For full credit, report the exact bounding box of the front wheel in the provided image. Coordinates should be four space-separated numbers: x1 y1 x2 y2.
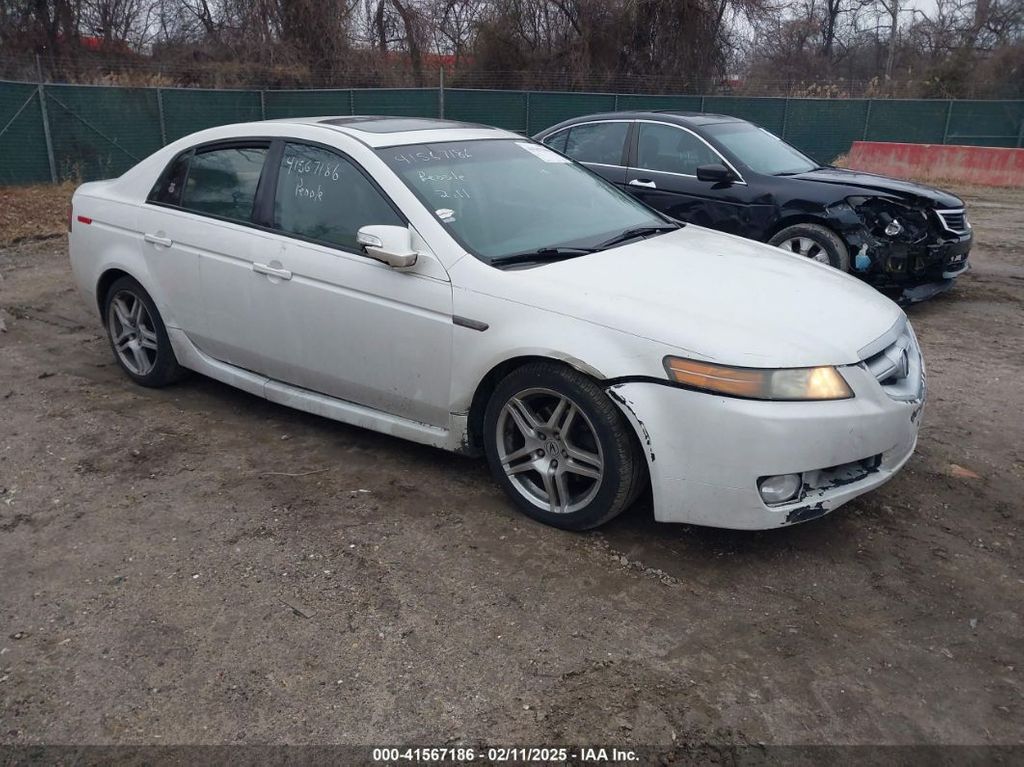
769 223 850 272
483 362 645 531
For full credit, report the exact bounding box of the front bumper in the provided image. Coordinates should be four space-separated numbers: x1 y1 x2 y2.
607 363 923 530
856 228 972 293
898 259 970 304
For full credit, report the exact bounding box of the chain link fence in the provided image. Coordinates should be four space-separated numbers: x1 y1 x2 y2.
3 79 1023 185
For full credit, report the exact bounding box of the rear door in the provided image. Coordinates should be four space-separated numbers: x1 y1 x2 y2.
140 141 274 372
625 121 756 235
139 151 203 337
542 120 631 187
178 142 275 372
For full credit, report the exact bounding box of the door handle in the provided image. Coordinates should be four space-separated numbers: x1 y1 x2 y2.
252 262 292 281
628 179 657 189
144 233 173 247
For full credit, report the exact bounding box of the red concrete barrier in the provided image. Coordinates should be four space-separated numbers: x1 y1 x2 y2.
846 141 1024 188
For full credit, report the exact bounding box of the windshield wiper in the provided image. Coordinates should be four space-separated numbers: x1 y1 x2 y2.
489 246 596 268
775 167 819 176
596 223 679 250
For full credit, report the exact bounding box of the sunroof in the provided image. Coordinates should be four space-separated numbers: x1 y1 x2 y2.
319 116 483 133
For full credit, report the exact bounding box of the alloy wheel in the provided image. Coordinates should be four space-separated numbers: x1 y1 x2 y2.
496 387 605 515
779 236 830 264
107 290 159 376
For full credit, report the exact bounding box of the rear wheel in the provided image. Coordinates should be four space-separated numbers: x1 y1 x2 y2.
769 223 850 272
103 276 185 387
483 362 644 531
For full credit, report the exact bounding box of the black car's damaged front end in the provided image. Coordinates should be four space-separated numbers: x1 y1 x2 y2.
827 195 972 304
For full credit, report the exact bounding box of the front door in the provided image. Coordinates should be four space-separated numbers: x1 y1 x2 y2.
250 141 454 428
625 121 760 236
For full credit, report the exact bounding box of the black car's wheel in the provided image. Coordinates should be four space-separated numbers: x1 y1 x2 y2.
769 224 850 272
483 362 645 531
103 275 186 387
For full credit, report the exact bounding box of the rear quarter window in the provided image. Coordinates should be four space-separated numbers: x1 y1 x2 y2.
148 153 190 205
542 130 569 153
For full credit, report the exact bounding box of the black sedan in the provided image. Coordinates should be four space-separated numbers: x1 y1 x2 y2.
534 111 972 302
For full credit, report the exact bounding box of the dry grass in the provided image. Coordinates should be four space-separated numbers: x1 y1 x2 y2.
0 182 75 248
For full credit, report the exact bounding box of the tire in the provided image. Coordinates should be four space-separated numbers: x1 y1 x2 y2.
483 362 644 531
768 223 850 272
103 275 186 387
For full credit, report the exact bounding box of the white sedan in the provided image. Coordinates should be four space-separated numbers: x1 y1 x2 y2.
68 116 925 531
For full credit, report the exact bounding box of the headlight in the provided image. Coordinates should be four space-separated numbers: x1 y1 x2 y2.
663 357 853 401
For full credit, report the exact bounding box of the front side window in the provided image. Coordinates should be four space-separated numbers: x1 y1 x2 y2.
705 122 817 176
273 143 403 250
180 146 267 221
635 123 721 176
377 139 667 263
563 122 629 166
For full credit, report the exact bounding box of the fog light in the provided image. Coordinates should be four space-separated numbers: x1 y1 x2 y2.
758 473 803 505
884 218 903 237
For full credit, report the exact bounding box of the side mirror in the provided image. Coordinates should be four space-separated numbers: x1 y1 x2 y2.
356 225 418 269
696 164 735 184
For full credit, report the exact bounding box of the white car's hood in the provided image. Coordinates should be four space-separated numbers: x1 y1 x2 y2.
485 225 903 368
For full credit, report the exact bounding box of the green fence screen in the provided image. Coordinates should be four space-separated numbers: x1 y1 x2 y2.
0 82 51 184
2 80 1022 184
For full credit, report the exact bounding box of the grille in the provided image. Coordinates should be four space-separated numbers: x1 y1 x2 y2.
861 322 924 402
936 209 969 233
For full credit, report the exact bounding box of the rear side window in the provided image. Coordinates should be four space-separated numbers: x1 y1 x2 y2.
563 122 629 166
273 142 402 250
180 146 268 221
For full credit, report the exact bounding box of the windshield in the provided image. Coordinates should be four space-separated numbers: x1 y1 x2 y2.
376 139 668 263
705 123 818 176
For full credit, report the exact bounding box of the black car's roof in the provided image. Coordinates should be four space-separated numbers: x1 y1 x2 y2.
652 111 746 125
545 111 747 129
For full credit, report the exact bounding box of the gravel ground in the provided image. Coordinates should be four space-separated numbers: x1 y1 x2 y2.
0 187 1022 751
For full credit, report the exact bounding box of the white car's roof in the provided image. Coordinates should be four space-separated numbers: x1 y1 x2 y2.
264 115 519 147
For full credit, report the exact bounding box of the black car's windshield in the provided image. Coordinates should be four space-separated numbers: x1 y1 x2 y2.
705 122 818 176
376 139 670 264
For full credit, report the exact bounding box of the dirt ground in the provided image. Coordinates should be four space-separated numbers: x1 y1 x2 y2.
0 183 75 249
0 185 1022 752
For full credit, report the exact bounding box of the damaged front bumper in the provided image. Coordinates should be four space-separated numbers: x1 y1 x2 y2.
899 258 970 304
833 199 973 301
608 363 923 530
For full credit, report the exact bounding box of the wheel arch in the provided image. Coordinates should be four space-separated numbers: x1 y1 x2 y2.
464 352 651 493
765 213 845 243
466 353 652 515
465 353 605 454
95 268 134 322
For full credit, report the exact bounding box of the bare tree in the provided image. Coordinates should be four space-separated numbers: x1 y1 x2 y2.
874 0 902 78
0 0 1020 95
427 0 484 63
